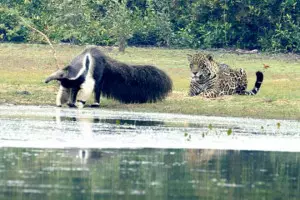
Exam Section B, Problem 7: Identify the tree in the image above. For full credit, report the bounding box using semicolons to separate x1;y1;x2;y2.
1;0;300;52
103;0;139;52
147;0;173;47
46;0;110;45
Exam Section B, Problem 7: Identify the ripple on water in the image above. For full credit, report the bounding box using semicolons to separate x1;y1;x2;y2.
217;183;244;188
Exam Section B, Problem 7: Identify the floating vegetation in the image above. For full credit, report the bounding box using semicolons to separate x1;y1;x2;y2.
208;124;213;131
227;128;233;136
260;126;267;134
184;132;191;141
277;122;281;129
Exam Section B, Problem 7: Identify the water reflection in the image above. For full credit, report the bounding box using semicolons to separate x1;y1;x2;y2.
56;108;164;127
54;108;240;137
54;108;166;142
65;149;109;165
0;148;299;200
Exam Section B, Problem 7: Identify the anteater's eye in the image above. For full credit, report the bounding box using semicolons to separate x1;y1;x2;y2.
63;66;70;71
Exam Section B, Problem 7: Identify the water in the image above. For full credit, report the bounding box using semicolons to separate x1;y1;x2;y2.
0;105;300;151
0;148;299;200
0;105;300;199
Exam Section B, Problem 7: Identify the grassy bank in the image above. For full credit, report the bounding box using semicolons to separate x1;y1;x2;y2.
0;43;299;120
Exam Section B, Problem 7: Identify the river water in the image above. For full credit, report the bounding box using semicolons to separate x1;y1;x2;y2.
0;105;299;200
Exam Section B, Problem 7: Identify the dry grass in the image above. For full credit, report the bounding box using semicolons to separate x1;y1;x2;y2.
0;43;300;120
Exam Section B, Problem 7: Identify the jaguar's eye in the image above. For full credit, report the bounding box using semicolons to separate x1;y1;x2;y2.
189;64;193;69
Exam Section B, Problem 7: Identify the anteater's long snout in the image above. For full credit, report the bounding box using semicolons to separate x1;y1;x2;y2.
45;70;65;83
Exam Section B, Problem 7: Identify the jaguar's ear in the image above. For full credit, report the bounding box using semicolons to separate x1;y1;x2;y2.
187;54;193;62
207;54;213;61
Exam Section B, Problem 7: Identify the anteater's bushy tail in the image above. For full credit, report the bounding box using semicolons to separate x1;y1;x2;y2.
100;61;172;103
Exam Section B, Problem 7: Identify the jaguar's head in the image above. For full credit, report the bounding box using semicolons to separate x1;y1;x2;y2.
187;53;217;83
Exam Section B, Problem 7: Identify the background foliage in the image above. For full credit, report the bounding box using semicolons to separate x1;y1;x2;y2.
1;0;300;52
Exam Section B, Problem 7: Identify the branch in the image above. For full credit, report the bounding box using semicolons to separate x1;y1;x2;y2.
1;7;60;69
19;17;60;69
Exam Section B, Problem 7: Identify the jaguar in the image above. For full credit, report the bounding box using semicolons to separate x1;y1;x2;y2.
188;53;263;98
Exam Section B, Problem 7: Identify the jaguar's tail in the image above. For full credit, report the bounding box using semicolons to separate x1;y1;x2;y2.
243;71;264;95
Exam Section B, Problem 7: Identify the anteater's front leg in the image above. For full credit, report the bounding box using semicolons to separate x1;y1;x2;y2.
56;85;70;107
76;79;95;109
67;88;80;108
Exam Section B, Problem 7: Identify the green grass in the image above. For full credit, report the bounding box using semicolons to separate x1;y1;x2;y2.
0;43;300;120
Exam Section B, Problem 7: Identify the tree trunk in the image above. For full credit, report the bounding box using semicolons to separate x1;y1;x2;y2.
118;37;126;52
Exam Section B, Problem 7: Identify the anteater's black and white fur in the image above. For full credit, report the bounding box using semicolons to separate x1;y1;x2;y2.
45;47;172;108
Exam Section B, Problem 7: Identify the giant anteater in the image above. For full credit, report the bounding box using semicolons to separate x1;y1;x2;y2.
45;47;172;108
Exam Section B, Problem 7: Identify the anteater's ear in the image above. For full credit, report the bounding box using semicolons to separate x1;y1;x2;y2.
206;54;213;61
187;54;193;62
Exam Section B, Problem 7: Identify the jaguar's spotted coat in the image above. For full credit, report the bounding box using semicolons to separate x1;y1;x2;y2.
188;53;263;98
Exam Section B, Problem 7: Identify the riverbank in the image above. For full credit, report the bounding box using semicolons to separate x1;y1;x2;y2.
0;43;299;120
